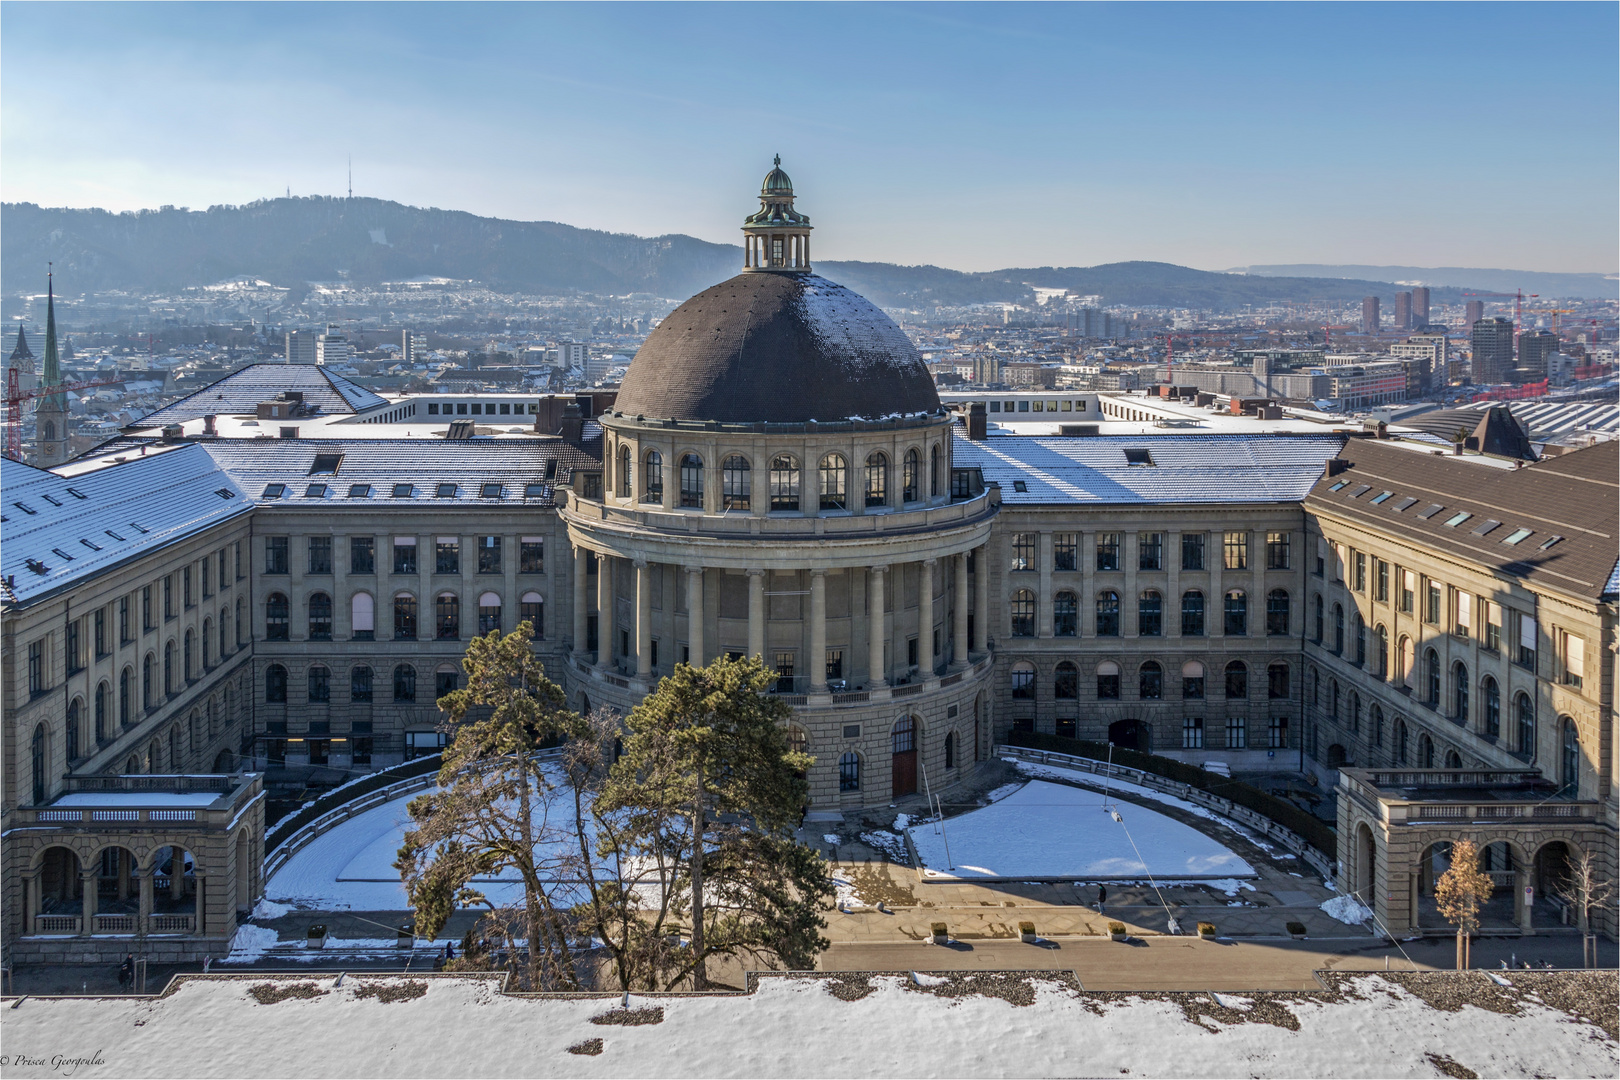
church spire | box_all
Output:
[741,155,812,273]
[34,267,69,464]
[42,269,62,404]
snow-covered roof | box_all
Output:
[1,445,251,607]
[131,363,388,428]
[952,432,1344,505]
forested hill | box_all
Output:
[4,197,1472,310]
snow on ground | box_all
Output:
[859,831,908,863]
[251,898,292,920]
[910,780,1254,880]
[984,782,1026,804]
[1320,894,1375,926]
[1,972,1612,1079]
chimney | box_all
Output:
[203,413,217,436]
[1326,458,1351,477]
[967,402,987,440]
[559,402,584,445]
[161,424,184,443]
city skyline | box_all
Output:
[1,2,1616,276]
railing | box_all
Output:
[64,773,236,794]
[149,913,196,933]
[996,744,1336,879]
[94,914,136,933]
[1393,800,1600,824]
[34,914,80,934]
[1363,768,1544,788]
[832,691,870,705]
[567,488,995,541]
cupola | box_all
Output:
[742,155,812,272]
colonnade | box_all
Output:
[570,543,990,691]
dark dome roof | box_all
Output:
[762,157,794,194]
[614,272,941,424]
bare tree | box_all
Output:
[1435,839,1493,970]
[1552,849,1614,969]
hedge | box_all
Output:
[1003,729,1336,857]
[265,753,443,856]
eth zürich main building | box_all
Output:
[3,163,1615,963]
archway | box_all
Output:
[151,845,198,924]
[891,716,918,797]
[34,846,83,932]
[1533,841,1576,927]
[1108,719,1150,752]
[1353,823,1377,906]
[236,829,255,911]
[213,749,235,772]
[94,845,142,930]
[1326,744,1348,768]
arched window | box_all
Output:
[1452,662,1469,723]
[1182,660,1206,699]
[679,453,704,508]
[351,665,373,703]
[31,724,47,804]
[1560,718,1579,795]
[1268,662,1290,700]
[819,453,848,511]
[1420,733,1435,768]
[1138,590,1163,637]
[1096,660,1121,700]
[96,682,109,743]
[1332,603,1344,653]
[1225,661,1248,699]
[308,665,330,704]
[1010,590,1035,636]
[1425,648,1440,705]
[1139,661,1163,700]
[722,455,750,511]
[1444,749,1461,768]
[945,730,957,769]
[1482,677,1500,740]
[770,455,800,511]
[1313,594,1324,642]
[1394,719,1408,764]
[903,448,921,503]
[1266,589,1290,636]
[1010,660,1036,699]
[394,592,418,640]
[183,629,195,681]
[1353,612,1366,665]
[143,654,155,709]
[1398,635,1414,686]
[478,591,502,634]
[857,450,886,510]
[436,593,461,639]
[202,618,212,668]
[1370,704,1384,748]
[393,664,417,702]
[1054,661,1078,699]
[839,751,861,792]
[930,444,941,497]
[308,592,333,641]
[1053,591,1078,637]
[42,420,54,442]
[351,593,375,640]
[1181,591,1205,636]
[1096,591,1120,636]
[265,664,287,704]
[233,601,242,649]
[164,640,175,695]
[617,445,632,498]
[1515,693,1535,758]
[1329,679,1340,720]
[1349,692,1361,734]
[1374,624,1389,678]
[643,449,663,503]
[891,716,916,754]
[1224,590,1247,636]
[520,591,544,633]
[121,668,133,726]
[266,593,290,641]
[66,698,81,762]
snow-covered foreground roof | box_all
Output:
[909,780,1254,880]
[2,971,1613,1079]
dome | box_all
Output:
[761,155,794,194]
[612,271,941,424]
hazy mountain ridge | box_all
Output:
[1232,264,1615,299]
[0,197,1546,311]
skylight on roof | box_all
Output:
[215,488,234,500]
[1347,484,1372,498]
[348,484,372,499]
[1327,480,1349,492]
[1013,480,1028,492]
[262,483,286,499]
[1501,528,1533,545]
[1471,519,1500,537]
[310,453,344,475]
[525,482,547,498]
[1392,497,1418,511]
[392,483,414,498]
[41,493,61,507]
[1416,504,1444,519]
[1539,535,1563,551]
[130,522,149,534]
[1123,448,1154,466]
[105,529,125,541]
[1443,512,1471,527]
[12,502,36,516]
[1370,491,1394,504]
[65,487,87,500]
[51,547,75,561]
[479,483,503,498]
[305,483,327,498]
[436,483,458,498]
[80,538,102,552]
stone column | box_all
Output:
[117,848,131,900]
[809,569,828,691]
[22,871,37,933]
[747,570,766,661]
[635,560,653,679]
[1123,531,1139,637]
[597,555,614,668]
[919,559,936,676]
[1516,865,1534,932]
[868,566,888,688]
[195,875,206,935]
[686,566,705,667]
[573,546,589,656]
[1167,531,1182,639]
[1037,535,1053,638]
[1209,540,1224,640]
[170,848,185,900]
[975,544,990,656]
[80,869,96,935]
[139,866,154,926]
[953,553,970,668]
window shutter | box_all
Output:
[1567,635,1585,679]
[1457,593,1471,631]
[1520,615,1537,650]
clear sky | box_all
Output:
[3,2,1615,274]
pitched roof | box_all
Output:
[952,432,1345,506]
[130,363,388,428]
[1,445,251,607]
[1306,438,1619,602]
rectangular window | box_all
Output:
[143,585,154,631]
[1096,533,1120,571]
[1560,631,1585,689]
[1315,536,1326,577]
[1425,581,1441,624]
[394,537,418,575]
[1455,592,1472,637]
[182,567,194,608]
[65,621,82,673]
[120,596,132,643]
[1182,675,1204,699]
[478,536,502,574]
[1353,552,1366,593]
[436,537,460,574]
[825,649,844,681]
[1400,569,1415,614]
[774,651,795,693]
[1267,716,1289,750]
[163,576,174,618]
[1223,531,1247,570]
[1181,533,1205,571]
[1138,532,1163,571]
[1226,717,1247,749]
[1182,717,1204,749]
[1484,601,1501,652]
[265,536,289,574]
[1376,560,1389,603]
[1266,531,1290,570]
[28,640,44,696]
[520,537,545,574]
[1517,613,1537,669]
[201,559,211,598]
[350,536,376,574]
[1097,672,1120,700]
[308,536,333,575]
[1053,533,1077,572]
[94,609,108,657]
[236,541,244,580]
[351,737,373,765]
[1010,533,1036,572]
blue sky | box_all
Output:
[3,2,1615,273]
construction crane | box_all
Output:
[1463,290,1538,351]
[1321,325,1354,350]
[4,369,124,461]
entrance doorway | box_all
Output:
[1108,719,1150,751]
[891,717,917,797]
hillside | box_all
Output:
[1232,263,1616,299]
[3,197,1486,310]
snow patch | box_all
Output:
[222,923,280,964]
[822,834,842,846]
[251,898,292,920]
[1319,894,1374,926]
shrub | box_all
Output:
[1004,730,1335,856]
[567,1039,604,1056]
[248,982,327,1005]
[1197,922,1217,937]
[1286,921,1308,936]
[589,1006,664,1026]
[352,980,427,1004]
[1108,921,1127,936]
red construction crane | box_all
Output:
[4,369,124,461]
[1321,325,1354,350]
